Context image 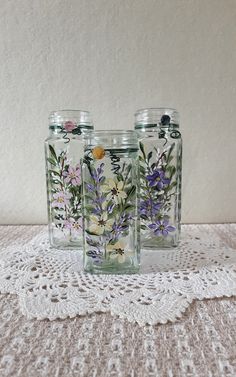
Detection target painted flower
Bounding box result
[90,163,105,183]
[101,179,127,204]
[107,240,133,264]
[63,165,81,186]
[140,199,161,217]
[148,219,175,237]
[86,248,102,262]
[147,169,170,190]
[64,121,76,132]
[92,146,105,160]
[89,213,114,235]
[64,218,82,232]
[111,213,132,237]
[52,191,72,208]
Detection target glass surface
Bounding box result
[135,108,182,249]
[45,110,93,248]
[82,131,140,274]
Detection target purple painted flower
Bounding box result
[147,169,170,190]
[140,199,161,217]
[91,163,105,183]
[107,203,115,214]
[97,163,105,176]
[86,249,102,263]
[86,183,94,192]
[64,218,82,232]
[148,219,175,237]
[63,164,81,186]
[52,191,72,208]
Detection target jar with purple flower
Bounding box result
[135,108,182,248]
[45,110,93,248]
[82,131,140,274]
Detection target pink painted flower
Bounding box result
[52,191,72,208]
[64,218,82,232]
[64,121,76,132]
[63,165,81,186]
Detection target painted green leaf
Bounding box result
[139,142,146,159]
[165,143,175,163]
[147,151,153,162]
[126,185,136,200]
[85,229,99,236]
[123,204,135,212]
[48,170,61,177]
[140,224,147,230]
[47,158,57,166]
[85,205,96,211]
[86,238,100,247]
[49,145,58,161]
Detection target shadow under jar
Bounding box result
[135,108,182,249]
[45,110,93,248]
[82,130,140,274]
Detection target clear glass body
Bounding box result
[82,131,140,274]
[135,108,182,249]
[45,110,93,248]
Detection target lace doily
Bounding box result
[0,225,236,326]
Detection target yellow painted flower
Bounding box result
[89,213,114,235]
[107,240,133,264]
[92,146,105,160]
[101,179,127,204]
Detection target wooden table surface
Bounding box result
[0,225,236,377]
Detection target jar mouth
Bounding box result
[135,108,179,129]
[84,129,136,136]
[83,129,139,150]
[49,109,93,129]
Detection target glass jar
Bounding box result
[82,130,140,274]
[135,108,182,248]
[45,110,93,248]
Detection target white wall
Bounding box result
[0,0,236,224]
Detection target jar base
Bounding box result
[84,260,140,275]
[49,238,83,250]
[141,237,180,249]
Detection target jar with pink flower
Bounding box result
[45,110,93,248]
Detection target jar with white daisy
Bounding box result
[82,130,140,274]
[135,108,182,249]
[45,110,93,248]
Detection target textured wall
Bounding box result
[0,0,236,224]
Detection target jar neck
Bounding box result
[134,108,179,131]
[49,124,93,136]
[48,109,93,135]
[84,130,138,150]
[135,123,179,133]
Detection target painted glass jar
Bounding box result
[135,108,182,248]
[45,110,93,248]
[82,130,140,274]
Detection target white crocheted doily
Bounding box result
[0,225,236,325]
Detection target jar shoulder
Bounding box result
[44,134,84,143]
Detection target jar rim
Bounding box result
[135,108,179,129]
[49,109,93,126]
[83,129,139,149]
[135,107,178,116]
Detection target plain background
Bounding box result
[0,0,236,224]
